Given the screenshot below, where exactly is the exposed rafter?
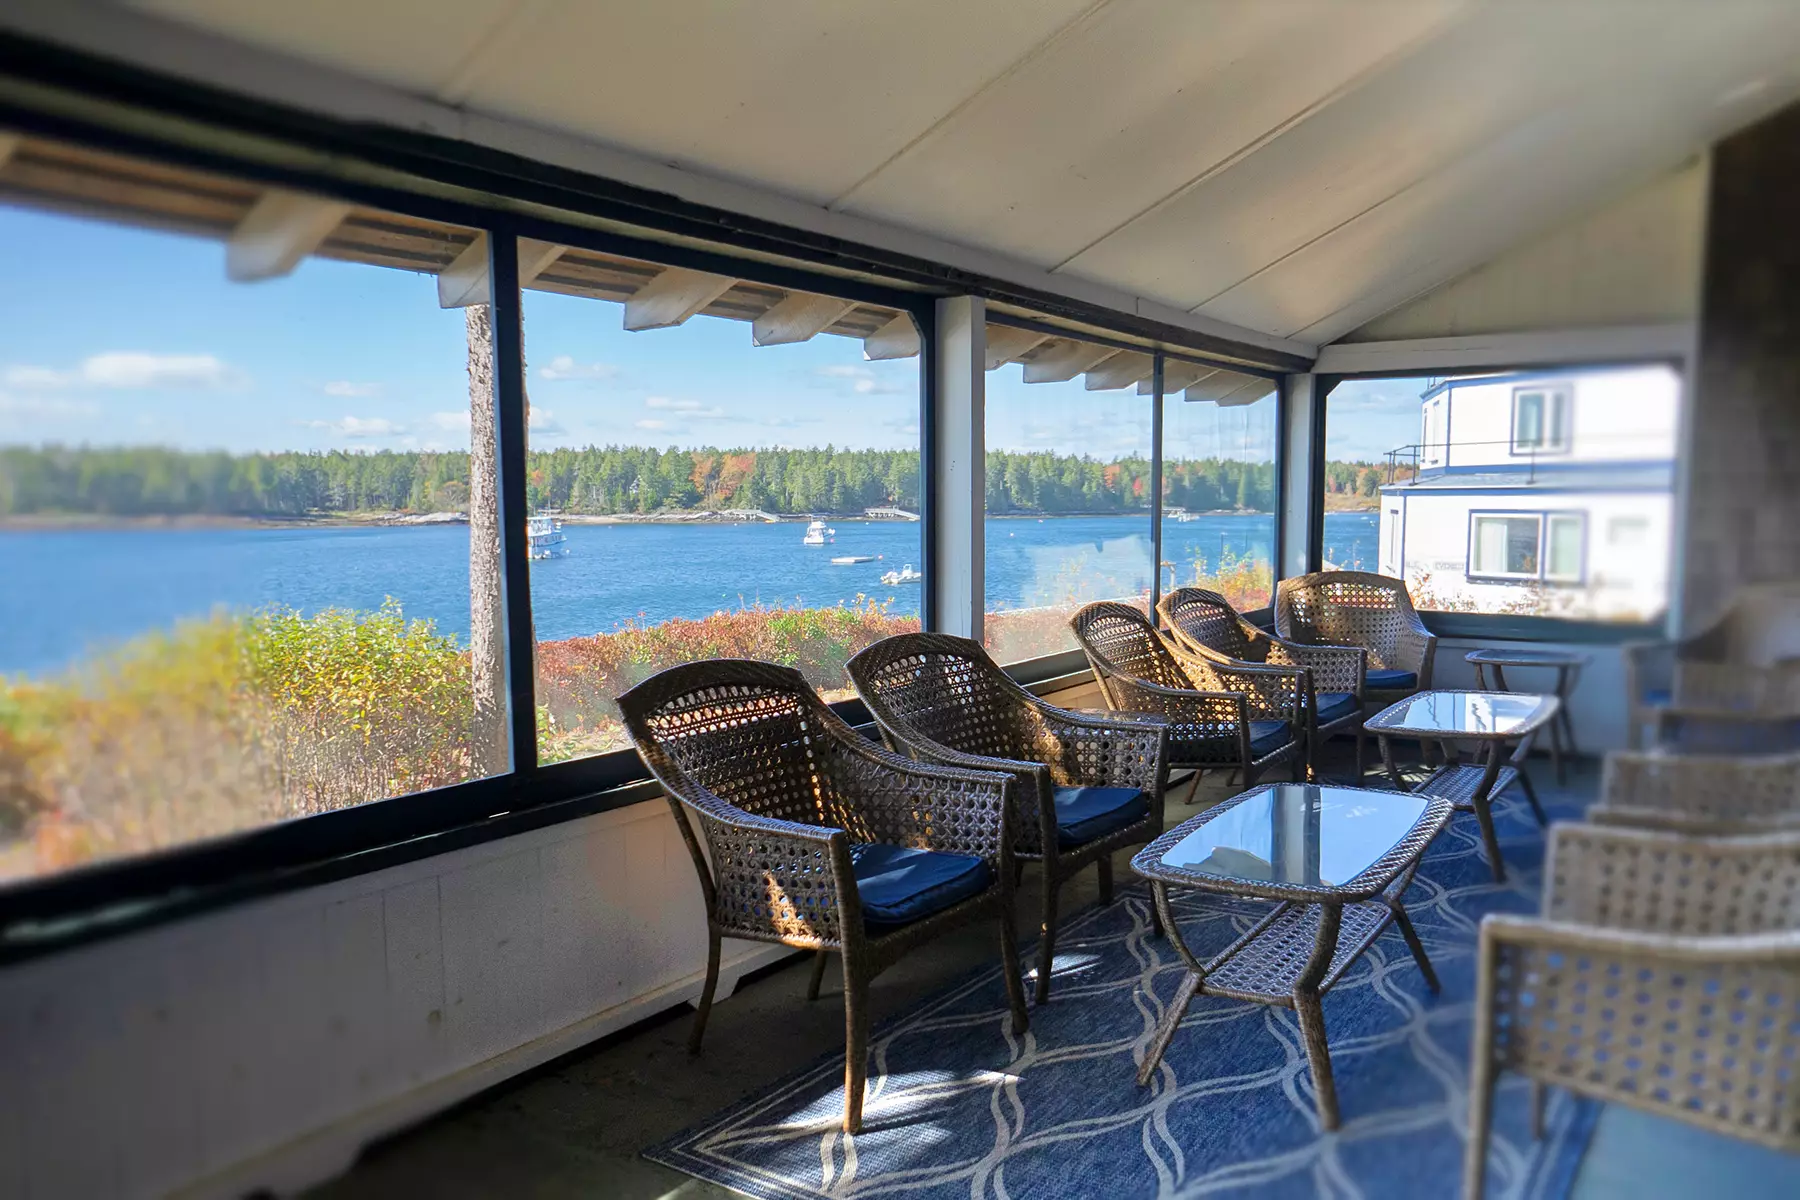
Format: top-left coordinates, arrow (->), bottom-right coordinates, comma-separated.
623,266 -> 738,331
983,325 -> 1052,370
752,292 -> 858,346
1085,350 -> 1155,391
1182,369 -> 1241,402
437,235 -> 566,308
1022,342 -> 1118,384
1215,376 -> 1277,407
226,189 -> 352,282
0,131 -> 19,170
1138,360 -> 1212,395
863,313 -> 921,360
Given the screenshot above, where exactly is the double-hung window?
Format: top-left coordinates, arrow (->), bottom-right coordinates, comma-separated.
1512,385 -> 1571,454
1469,511 -> 1585,583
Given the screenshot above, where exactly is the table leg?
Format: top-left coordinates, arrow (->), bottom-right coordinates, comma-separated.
1137,971 -> 1200,1086
1558,664 -> 1581,765
1469,740 -> 1508,882
1379,733 -> 1404,790
1492,663 -> 1511,693
1294,903 -> 1345,1130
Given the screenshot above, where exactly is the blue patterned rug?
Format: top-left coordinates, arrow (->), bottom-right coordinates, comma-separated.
648,787 -> 1598,1199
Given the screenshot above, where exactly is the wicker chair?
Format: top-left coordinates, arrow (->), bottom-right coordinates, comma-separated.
1069,601 -> 1305,801
1274,571 -> 1435,710
1158,586 -> 1368,779
616,659 -> 1028,1133
846,633 -> 1169,1004
1465,822 -> 1800,1198
1588,748 -> 1800,834
1625,581 -> 1800,748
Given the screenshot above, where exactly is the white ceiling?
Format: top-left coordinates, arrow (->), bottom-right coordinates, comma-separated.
110,0 -> 1800,346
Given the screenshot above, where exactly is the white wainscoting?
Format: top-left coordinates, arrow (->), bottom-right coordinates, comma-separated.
0,797 -> 788,1200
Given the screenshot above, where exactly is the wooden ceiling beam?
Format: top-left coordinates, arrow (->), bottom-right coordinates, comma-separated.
1138,360 -> 1211,394
437,234 -> 566,307
752,292 -> 859,346
1215,376 -> 1276,406
862,313 -> 921,360
1085,350 -> 1155,390
1022,342 -> 1118,384
226,188 -> 352,282
623,266 -> 738,331
983,325 -> 1052,370
0,132 -> 19,171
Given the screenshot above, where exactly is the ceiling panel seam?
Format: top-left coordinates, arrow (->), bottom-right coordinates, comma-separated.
1045,5 -> 1473,275
826,0 -> 1117,213
434,0 -> 566,106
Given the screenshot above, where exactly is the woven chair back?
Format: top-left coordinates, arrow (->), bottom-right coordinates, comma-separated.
846,633 -> 1039,763
1276,571 -> 1416,669
1070,602 -> 1195,692
1159,587 -> 1256,660
617,659 -> 866,834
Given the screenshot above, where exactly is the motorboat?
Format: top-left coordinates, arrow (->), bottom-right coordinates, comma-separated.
527,511 -> 568,560
802,518 -> 834,546
830,555 -> 875,564
880,564 -> 922,585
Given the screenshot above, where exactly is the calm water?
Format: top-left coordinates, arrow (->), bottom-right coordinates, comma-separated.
0,512 -> 1378,675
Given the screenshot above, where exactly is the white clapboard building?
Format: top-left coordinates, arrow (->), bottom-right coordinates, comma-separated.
1377,365 -> 1679,619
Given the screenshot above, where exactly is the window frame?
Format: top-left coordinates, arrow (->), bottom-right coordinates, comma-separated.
0,49 -> 1298,959
1464,509 -> 1587,586
1509,383 -> 1573,456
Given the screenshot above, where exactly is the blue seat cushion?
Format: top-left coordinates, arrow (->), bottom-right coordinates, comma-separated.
1053,785 -> 1150,849
1660,715 -> 1800,756
1250,720 -> 1294,757
1642,687 -> 1672,706
1313,692 -> 1360,724
850,843 -> 993,932
1365,668 -> 1418,690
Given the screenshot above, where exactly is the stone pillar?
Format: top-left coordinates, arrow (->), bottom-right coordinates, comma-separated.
932,296 -> 986,639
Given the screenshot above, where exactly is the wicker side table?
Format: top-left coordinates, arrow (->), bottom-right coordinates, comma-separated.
1366,690 -> 1558,883
1131,782 -> 1454,1130
1464,647 -> 1590,783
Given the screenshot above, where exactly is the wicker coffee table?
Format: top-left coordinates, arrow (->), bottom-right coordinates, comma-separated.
1464,647 -> 1591,783
1130,782 -> 1454,1130
1365,690 -> 1558,882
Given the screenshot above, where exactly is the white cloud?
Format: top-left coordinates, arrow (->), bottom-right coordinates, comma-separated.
430,411 -> 471,432
303,415 -> 407,438
528,406 -> 565,434
4,352 -> 239,391
813,364 -> 904,396
323,380 -> 382,398
538,355 -> 617,381
645,396 -> 726,420
0,391 -> 99,420
635,418 -> 669,431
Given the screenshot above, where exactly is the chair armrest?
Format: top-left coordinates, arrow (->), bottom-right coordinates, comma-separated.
1674,660 -> 1800,715
822,733 -> 1017,862
1266,637 -> 1367,699
1543,822 -> 1800,935
1024,696 -> 1171,795
1622,638 -> 1676,698
1394,619 -> 1436,684
1483,912 -> 1800,966
685,798 -> 858,946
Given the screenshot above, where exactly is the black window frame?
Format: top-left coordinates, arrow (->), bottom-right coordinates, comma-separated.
0,37 -> 1301,961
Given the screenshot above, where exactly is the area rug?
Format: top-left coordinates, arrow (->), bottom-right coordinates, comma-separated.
647,787 -> 1598,1199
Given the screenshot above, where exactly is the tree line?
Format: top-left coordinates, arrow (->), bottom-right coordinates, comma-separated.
0,444 -> 1387,517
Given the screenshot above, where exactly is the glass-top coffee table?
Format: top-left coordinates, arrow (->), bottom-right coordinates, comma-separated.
1365,690 -> 1559,882
1130,782 -> 1454,1130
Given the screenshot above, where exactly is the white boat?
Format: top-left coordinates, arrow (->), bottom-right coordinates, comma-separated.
527,512 -> 568,560
830,555 -> 875,564
880,564 -> 922,585
802,518 -> 834,546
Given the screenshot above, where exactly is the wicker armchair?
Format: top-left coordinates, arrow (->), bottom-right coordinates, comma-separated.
1158,586 -> 1368,779
846,633 -> 1168,1004
1274,571 -> 1435,708
616,659 -> 1028,1132
1589,748 -> 1800,834
1465,823 -> 1800,1198
1070,601 -> 1304,800
1626,581 -> 1800,748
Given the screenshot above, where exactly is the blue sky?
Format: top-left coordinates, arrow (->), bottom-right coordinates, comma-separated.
0,202 -> 1359,463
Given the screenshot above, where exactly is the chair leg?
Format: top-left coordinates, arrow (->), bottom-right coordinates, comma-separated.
1354,727 -> 1366,783
806,948 -> 831,1001
689,930 -> 722,1055
1391,905 -> 1440,993
1294,990 -> 1340,1131
1097,853 -> 1114,904
1180,769 -> 1205,806
1292,748 -> 1307,783
841,961 -> 870,1133
1529,1081 -> 1546,1140
1150,895 -> 1165,938
1035,876 -> 1062,1004
1464,936 -> 1500,1200
998,900 -> 1029,1036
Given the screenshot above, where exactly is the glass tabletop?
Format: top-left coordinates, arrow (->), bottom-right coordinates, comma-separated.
1463,648 -> 1592,667
1366,690 -> 1557,737
1158,784 -> 1427,889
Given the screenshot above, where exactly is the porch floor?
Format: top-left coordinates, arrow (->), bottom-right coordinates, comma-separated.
307,749 -> 1796,1199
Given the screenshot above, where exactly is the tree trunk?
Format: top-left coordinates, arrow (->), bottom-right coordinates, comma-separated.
466,303 -> 509,774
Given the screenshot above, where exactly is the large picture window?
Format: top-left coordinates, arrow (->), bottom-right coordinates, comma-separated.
0,134 -> 503,883
518,268 -> 923,763
981,331 -> 1153,664
1324,364 -> 1679,621
1159,363 -> 1278,613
